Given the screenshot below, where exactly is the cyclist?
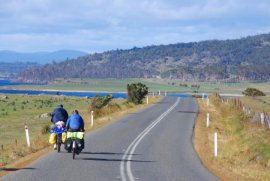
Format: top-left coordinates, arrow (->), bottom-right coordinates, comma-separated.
65,110 -> 85,150
50,104 -> 68,149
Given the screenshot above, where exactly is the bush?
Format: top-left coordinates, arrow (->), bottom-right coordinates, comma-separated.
127,82 -> 148,104
89,94 -> 113,112
242,88 -> 266,96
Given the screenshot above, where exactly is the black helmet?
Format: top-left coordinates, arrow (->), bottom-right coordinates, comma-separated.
58,104 -> 63,108
73,110 -> 79,114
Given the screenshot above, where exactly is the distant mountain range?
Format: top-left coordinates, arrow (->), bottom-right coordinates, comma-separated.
17,33 -> 270,82
0,50 -> 88,64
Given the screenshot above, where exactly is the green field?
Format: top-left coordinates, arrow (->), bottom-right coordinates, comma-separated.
3,78 -> 270,95
0,94 -> 92,146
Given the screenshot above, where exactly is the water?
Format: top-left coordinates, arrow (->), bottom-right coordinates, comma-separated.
0,80 -> 193,99
0,79 -> 127,98
0,79 -> 45,86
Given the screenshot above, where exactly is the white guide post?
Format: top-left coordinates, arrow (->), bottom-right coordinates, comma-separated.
24,124 -> 31,147
146,96 -> 149,104
214,132 -> 218,157
261,113 -> 265,125
206,113 -> 210,127
165,91 -> 167,96
159,90 -> 161,96
90,111 -> 94,127
202,93 -> 205,100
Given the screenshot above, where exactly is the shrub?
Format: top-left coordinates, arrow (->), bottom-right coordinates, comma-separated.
127,82 -> 148,104
242,88 -> 266,96
89,94 -> 113,112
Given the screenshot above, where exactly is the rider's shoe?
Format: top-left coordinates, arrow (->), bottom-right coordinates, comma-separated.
53,144 -> 57,150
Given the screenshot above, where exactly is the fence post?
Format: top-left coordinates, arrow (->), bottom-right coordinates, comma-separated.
90,111 -> 94,128
25,124 -> 31,147
260,113 -> 265,125
214,132 -> 218,157
202,93 -> 205,100
165,91 -> 167,96
1,144 -> 3,151
206,113 -> 210,127
152,92 -> 154,97
159,90 -> 161,96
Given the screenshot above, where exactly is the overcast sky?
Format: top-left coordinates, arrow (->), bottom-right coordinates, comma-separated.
0,0 -> 270,53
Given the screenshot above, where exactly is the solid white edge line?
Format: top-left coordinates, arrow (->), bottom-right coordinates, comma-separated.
120,98 -> 180,181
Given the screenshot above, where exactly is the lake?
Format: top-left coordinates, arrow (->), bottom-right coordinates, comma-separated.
0,79 -> 194,99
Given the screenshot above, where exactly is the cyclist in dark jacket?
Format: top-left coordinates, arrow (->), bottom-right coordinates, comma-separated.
51,104 -> 69,124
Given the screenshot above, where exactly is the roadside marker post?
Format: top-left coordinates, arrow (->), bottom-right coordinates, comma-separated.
261,113 -> 265,125
90,111 -> 94,128
206,113 -> 210,127
165,91 -> 167,96
202,93 -> 205,100
214,132 -> 218,157
159,90 -> 161,96
146,96 -> 149,104
24,124 -> 31,147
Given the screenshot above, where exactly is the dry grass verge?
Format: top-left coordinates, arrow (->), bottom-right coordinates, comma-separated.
195,95 -> 270,181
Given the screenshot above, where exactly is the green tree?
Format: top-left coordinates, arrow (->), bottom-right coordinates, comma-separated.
127,82 -> 148,104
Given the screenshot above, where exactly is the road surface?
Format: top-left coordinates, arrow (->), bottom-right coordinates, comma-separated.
2,96 -> 220,181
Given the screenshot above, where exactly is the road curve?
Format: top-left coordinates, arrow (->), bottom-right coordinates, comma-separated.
2,96 -> 220,181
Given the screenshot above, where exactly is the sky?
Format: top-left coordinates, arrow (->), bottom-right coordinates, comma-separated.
0,0 -> 270,53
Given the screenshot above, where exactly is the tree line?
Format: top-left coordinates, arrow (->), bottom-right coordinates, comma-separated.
17,33 -> 270,82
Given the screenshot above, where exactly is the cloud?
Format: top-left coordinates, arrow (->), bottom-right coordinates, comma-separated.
0,0 -> 270,52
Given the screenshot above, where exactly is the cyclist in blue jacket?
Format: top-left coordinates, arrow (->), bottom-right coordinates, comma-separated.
66,110 -> 85,150
66,110 -> 85,132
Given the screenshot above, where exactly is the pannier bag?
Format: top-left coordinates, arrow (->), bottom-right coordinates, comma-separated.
49,133 -> 56,144
62,132 -> 67,143
67,132 -> 84,139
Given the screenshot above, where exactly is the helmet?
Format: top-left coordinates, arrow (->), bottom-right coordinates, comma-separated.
73,110 -> 79,114
58,104 -> 63,108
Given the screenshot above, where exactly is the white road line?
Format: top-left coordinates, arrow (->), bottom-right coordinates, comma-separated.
120,98 -> 180,181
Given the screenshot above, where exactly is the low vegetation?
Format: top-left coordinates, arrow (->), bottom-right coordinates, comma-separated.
195,94 -> 270,181
243,88 -> 266,96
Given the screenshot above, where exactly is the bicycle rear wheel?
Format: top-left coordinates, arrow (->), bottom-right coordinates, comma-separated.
72,140 -> 76,159
57,134 -> 62,152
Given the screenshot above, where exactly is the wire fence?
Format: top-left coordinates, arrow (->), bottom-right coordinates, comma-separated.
218,94 -> 270,129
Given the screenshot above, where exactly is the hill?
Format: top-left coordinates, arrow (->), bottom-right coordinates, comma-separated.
0,62 -> 40,78
17,33 -> 270,82
0,50 -> 88,64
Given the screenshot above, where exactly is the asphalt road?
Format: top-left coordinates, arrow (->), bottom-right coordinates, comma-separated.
2,96 -> 220,181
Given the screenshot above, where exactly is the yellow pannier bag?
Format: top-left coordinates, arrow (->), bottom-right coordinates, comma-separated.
67,132 -> 84,139
62,132 -> 67,143
49,133 -> 56,144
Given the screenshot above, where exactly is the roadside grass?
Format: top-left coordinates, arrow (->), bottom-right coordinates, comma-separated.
0,93 -> 160,168
195,94 -> 270,181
